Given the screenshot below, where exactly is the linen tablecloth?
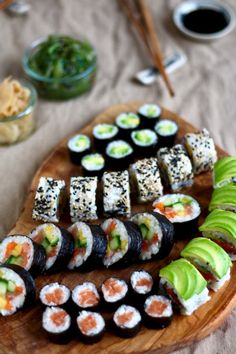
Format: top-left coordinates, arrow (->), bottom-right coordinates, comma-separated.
0,0 -> 236,353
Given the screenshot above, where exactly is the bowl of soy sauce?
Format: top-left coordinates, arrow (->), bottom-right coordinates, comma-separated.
173,0 -> 235,41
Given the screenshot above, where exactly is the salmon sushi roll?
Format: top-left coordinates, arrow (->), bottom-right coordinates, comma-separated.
76,310 -> 105,344
72,282 -> 100,311
143,295 -> 173,329
130,270 -> 154,303
39,283 -> 71,309
42,306 -> 72,344
113,304 -> 141,338
101,277 -> 128,311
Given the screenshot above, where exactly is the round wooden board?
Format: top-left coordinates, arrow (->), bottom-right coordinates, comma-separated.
1,101 -> 235,354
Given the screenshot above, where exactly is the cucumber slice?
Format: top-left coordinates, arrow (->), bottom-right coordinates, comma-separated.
0,280 -> 8,296
6,255 -> 23,266
146,230 -> 153,241
41,238 -> 50,250
7,280 -> 16,293
77,238 -> 87,248
173,202 -> 185,211
140,224 -> 149,238
109,236 -> 121,251
46,235 -> 59,246
163,198 -> 174,207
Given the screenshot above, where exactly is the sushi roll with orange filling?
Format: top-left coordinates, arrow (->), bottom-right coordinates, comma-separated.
40,283 -> 71,309
42,306 -> 72,344
113,304 -> 141,338
101,277 -> 128,311
143,295 -> 173,329
76,310 -> 105,344
72,282 -> 100,311
130,270 -> 154,302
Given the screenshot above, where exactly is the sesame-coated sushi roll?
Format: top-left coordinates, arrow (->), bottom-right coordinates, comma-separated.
154,119 -> 178,148
115,112 -> 140,140
113,305 -> 141,338
76,310 -> 105,344
81,153 -> 105,178
138,103 -> 161,128
72,282 -> 100,311
143,295 -> 173,329
39,283 -> 71,308
67,134 -> 91,165
0,235 -> 46,277
42,306 -> 72,344
29,223 -> 74,274
130,129 -> 158,157
106,140 -> 134,170
93,123 -> 119,152
130,270 -> 154,302
101,277 -> 128,311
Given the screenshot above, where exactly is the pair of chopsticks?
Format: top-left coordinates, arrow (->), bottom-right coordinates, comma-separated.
119,0 -> 175,97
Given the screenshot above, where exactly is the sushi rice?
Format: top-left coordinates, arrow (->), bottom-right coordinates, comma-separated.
42,306 -> 71,334
113,305 -> 141,329
40,283 -> 70,306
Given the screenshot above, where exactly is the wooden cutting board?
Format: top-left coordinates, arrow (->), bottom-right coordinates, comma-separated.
1,102 -> 235,354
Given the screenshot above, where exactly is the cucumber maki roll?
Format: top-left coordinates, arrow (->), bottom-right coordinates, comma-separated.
112,305 -> 141,338
130,270 -> 153,303
42,306 -> 72,344
101,218 -> 142,267
29,223 -> 74,273
0,235 -> 46,277
0,264 -> 35,316
213,156 -> 236,188
40,283 -> 71,308
154,119 -> 178,148
181,237 -> 232,292
143,295 -> 173,329
67,222 -> 107,271
106,140 -> 134,170
153,194 -> 201,239
199,209 -> 236,260
131,129 -> 158,157
131,212 -> 174,261
67,134 -> 91,165
159,259 -> 210,316
76,310 -> 105,344
209,183 -> 236,212
138,103 -> 161,128
101,277 -> 128,310
81,153 -> 105,178
115,112 -> 140,140
93,123 -> 119,152
72,282 -> 100,311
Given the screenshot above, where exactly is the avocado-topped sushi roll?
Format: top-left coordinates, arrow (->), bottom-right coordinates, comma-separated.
40,283 -> 71,308
103,170 -> 131,217
29,223 -> 74,273
131,129 -> 158,157
0,264 -> 35,316
70,176 -> 98,222
76,310 -> 105,344
199,209 -> 236,260
32,177 -> 66,223
101,219 -> 142,267
131,212 -> 174,261
154,119 -> 178,148
130,270 -> 153,301
106,140 -> 133,170
67,134 -> 91,165
159,259 -> 210,316
153,194 -> 201,239
143,295 -> 173,329
157,144 -> 193,191
113,305 -> 141,338
72,282 -> 100,311
184,128 -> 217,175
129,158 -> 163,203
181,238 -> 232,292
67,222 -> 107,271
42,306 -> 72,344
213,156 -> 236,188
138,103 -> 161,128
93,123 -> 119,152
0,235 -> 46,277
115,112 -> 140,140
209,184 -> 236,212
101,277 -> 128,310
81,153 -> 105,178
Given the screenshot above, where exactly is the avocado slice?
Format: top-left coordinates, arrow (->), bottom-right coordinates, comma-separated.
6,255 -> 23,266
163,198 -> 174,207
209,184 -> 236,211
45,234 -> 59,246
97,125 -> 114,134
173,202 -> 185,212
134,131 -> 151,144
109,145 -> 130,156
109,236 -> 121,251
139,223 -> 149,238
7,280 -> 16,293
75,136 -> 88,148
0,280 -> 8,296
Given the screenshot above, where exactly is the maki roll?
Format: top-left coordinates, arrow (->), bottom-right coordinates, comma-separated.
72,282 -> 100,311
70,176 -> 98,222
40,283 -> 71,308
115,112 -> 140,140
101,218 -> 142,267
159,259 -> 210,316
129,158 -> 163,203
199,209 -> 236,260
112,305 -> 141,338
153,194 -> 201,239
103,170 -> 131,218
67,134 -> 91,165
0,264 -> 35,316
32,177 -> 66,223
81,153 -> 105,178
131,212 -> 174,261
106,140 -> 133,170
29,223 -> 74,273
0,235 -> 46,277
183,128 -> 217,175
154,119 -> 178,148
67,222 -> 107,271
76,310 -> 105,344
181,237 -> 232,292
130,129 -> 158,157
130,270 -> 153,301
101,277 -> 128,310
209,184 -> 236,212
213,156 -> 236,188
42,306 -> 72,344
93,123 -> 119,152
157,144 -> 193,191
143,295 -> 173,329
138,103 -> 161,128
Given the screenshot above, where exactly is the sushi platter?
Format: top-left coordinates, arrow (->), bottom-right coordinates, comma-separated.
1,101 -> 236,354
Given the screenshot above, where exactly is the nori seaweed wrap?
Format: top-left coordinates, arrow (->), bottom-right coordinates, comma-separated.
143,294 -> 173,329
105,140 -> 134,170
101,277 -> 128,311
112,304 -> 142,338
93,123 -> 119,152
76,310 -> 105,344
67,134 -> 91,165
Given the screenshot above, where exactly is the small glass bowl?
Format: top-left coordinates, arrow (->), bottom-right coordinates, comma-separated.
22,37 -> 97,100
0,80 -> 37,145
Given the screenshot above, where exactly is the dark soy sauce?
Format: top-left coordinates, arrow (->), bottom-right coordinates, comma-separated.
182,9 -> 229,34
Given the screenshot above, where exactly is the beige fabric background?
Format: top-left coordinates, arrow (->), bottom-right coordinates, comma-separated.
0,0 -> 236,352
